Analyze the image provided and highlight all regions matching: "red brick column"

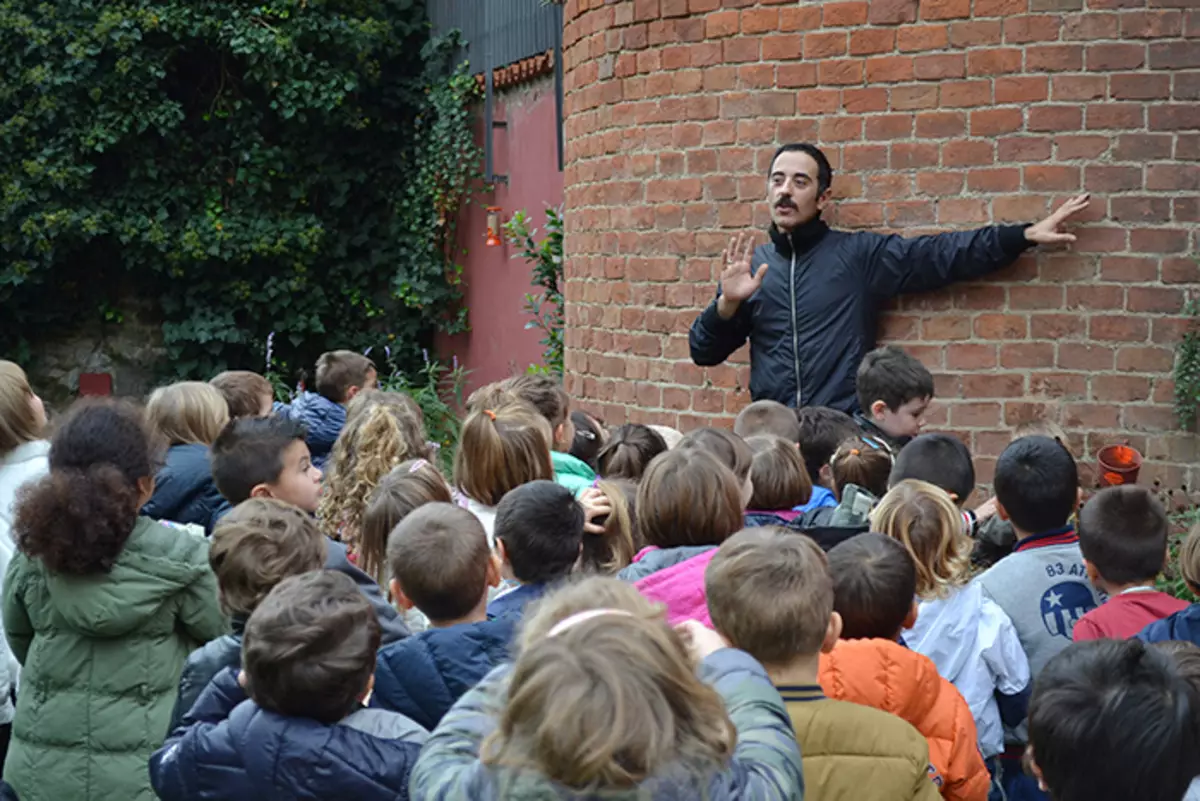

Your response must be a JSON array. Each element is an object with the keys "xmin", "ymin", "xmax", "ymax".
[{"xmin": 561, "ymin": 0, "xmax": 1199, "ymax": 487}]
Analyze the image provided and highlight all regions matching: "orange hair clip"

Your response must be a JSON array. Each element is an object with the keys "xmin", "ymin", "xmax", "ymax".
[
  {"xmin": 483, "ymin": 409, "xmax": 497, "ymax": 421},
  {"xmin": 849, "ymin": 448, "xmax": 860, "ymax": 456}
]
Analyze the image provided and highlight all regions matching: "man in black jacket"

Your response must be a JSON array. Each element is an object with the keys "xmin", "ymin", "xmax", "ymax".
[{"xmin": 688, "ymin": 143, "xmax": 1091, "ymax": 412}]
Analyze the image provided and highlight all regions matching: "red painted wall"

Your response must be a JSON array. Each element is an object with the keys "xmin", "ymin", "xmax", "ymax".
[{"xmin": 438, "ymin": 76, "xmax": 565, "ymax": 396}]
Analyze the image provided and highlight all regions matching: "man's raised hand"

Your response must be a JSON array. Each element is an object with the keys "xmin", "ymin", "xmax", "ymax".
[
  {"xmin": 1025, "ymin": 194, "xmax": 1091, "ymax": 245},
  {"xmin": 716, "ymin": 232, "xmax": 768, "ymax": 320}
]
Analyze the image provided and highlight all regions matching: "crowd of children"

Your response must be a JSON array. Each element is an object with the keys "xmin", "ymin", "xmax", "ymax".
[{"xmin": 0, "ymin": 343, "xmax": 1197, "ymax": 801}]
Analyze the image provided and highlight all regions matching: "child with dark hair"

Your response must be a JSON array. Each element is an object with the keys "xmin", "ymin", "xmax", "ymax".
[
  {"xmin": 211, "ymin": 416, "xmax": 408, "ymax": 644},
  {"xmin": 617, "ymin": 450, "xmax": 747, "ymax": 625},
  {"xmin": 890, "ymin": 433, "xmax": 981, "ymax": 539},
  {"xmin": 1073, "ymin": 486, "xmax": 1186, "ymax": 641},
  {"xmin": 488, "ymin": 480, "xmax": 585, "ymax": 621},
  {"xmin": 5, "ymin": 400, "xmax": 227, "ymax": 801},
  {"xmin": 278, "ymin": 350, "xmax": 378, "ymax": 470},
  {"xmin": 796, "ymin": 407, "xmax": 858, "ymax": 512},
  {"xmin": 733, "ymin": 399, "xmax": 802, "ymax": 443},
  {"xmin": 150, "ymin": 571, "xmax": 427, "ymax": 800},
  {"xmin": 504, "ymin": 374, "xmax": 597, "ymax": 495},
  {"xmin": 855, "ymin": 345, "xmax": 933, "ymax": 451},
  {"xmin": 1139, "ymin": 522, "xmax": 1200, "ymax": 646},
  {"xmin": 743, "ymin": 435, "xmax": 812, "ymax": 527},
  {"xmin": 707, "ymin": 528, "xmax": 941, "ymax": 801},
  {"xmin": 978, "ymin": 437, "xmax": 1099, "ymax": 673},
  {"xmin": 372, "ymin": 503, "xmax": 512, "ymax": 730},
  {"xmin": 976, "ymin": 436, "xmax": 1100, "ymax": 800},
  {"xmin": 1153, "ymin": 641, "xmax": 1200, "ymax": 801},
  {"xmin": 824, "ymin": 533, "xmax": 990, "ymax": 801},
  {"xmin": 1027, "ymin": 639, "xmax": 1200, "ymax": 801},
  {"xmin": 824, "ymin": 436, "xmax": 893, "ymax": 524},
  {"xmin": 168, "ymin": 498, "xmax": 328, "ymax": 731},
  {"xmin": 568, "ymin": 409, "xmax": 606, "ymax": 470},
  {"xmin": 595, "ymin": 423, "xmax": 667, "ymax": 481}
]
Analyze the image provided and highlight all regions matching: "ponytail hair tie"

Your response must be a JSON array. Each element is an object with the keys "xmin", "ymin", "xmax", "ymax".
[
  {"xmin": 483, "ymin": 409, "xmax": 496, "ymax": 421},
  {"xmin": 409, "ymin": 459, "xmax": 429, "ymax": 473},
  {"xmin": 850, "ymin": 449, "xmax": 860, "ymax": 456}
]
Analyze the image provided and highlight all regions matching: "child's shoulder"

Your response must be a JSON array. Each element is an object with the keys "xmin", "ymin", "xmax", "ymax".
[{"xmin": 338, "ymin": 707, "xmax": 429, "ymax": 745}]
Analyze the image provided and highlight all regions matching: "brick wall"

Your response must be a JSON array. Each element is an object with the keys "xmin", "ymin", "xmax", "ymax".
[{"xmin": 560, "ymin": 0, "xmax": 1199, "ymax": 489}]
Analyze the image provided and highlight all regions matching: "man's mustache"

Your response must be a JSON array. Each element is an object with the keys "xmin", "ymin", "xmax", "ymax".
[{"xmin": 775, "ymin": 198, "xmax": 797, "ymax": 209}]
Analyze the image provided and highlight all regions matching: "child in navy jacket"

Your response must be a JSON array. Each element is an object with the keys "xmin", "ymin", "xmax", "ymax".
[{"xmin": 151, "ymin": 571, "xmax": 426, "ymax": 801}]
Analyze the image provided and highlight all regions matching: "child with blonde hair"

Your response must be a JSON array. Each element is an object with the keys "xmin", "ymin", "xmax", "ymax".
[
  {"xmin": 453, "ymin": 401, "xmax": 554, "ymax": 543},
  {"xmin": 142, "ymin": 381, "xmax": 231, "ymax": 533},
  {"xmin": 1140, "ymin": 522, "xmax": 1200, "ymax": 646},
  {"xmin": 872, "ymin": 479, "xmax": 1030, "ymax": 769},
  {"xmin": 317, "ymin": 390, "xmax": 429, "ymax": 550},
  {"xmin": 409, "ymin": 576, "xmax": 804, "ymax": 799},
  {"xmin": 579, "ymin": 479, "xmax": 639, "ymax": 574}
]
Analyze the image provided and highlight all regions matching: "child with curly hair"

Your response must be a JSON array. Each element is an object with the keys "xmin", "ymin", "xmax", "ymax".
[{"xmin": 317, "ymin": 390, "xmax": 430, "ymax": 553}]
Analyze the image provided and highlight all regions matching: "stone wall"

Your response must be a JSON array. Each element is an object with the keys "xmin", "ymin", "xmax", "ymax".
[{"xmin": 560, "ymin": 0, "xmax": 1199, "ymax": 487}]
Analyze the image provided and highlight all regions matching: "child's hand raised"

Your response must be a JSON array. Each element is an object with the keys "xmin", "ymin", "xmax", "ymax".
[
  {"xmin": 675, "ymin": 620, "xmax": 730, "ymax": 661},
  {"xmin": 579, "ymin": 487, "xmax": 613, "ymax": 534}
]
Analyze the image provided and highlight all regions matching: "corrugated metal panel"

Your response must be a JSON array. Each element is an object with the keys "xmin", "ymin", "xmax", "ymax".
[{"xmin": 428, "ymin": 0, "xmax": 558, "ymax": 72}]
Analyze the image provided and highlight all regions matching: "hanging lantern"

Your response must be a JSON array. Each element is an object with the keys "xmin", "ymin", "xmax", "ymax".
[{"xmin": 486, "ymin": 206, "xmax": 503, "ymax": 247}]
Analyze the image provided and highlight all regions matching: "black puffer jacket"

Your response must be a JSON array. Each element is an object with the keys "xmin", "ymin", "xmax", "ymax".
[{"xmin": 689, "ymin": 218, "xmax": 1031, "ymax": 412}]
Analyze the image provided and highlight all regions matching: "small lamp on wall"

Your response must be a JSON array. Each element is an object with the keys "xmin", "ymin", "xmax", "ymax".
[{"xmin": 485, "ymin": 206, "xmax": 503, "ymax": 247}]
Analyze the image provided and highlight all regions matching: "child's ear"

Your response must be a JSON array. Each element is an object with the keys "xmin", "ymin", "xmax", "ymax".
[
  {"xmin": 135, "ymin": 475, "xmax": 156, "ymax": 508},
  {"xmin": 818, "ymin": 463, "xmax": 833, "ymax": 488},
  {"xmin": 1074, "ymin": 486, "xmax": 1083, "ymax": 513},
  {"xmin": 358, "ymin": 672, "xmax": 375, "ymax": 704},
  {"xmin": 902, "ymin": 600, "xmax": 919, "ymax": 631},
  {"xmin": 995, "ymin": 498, "xmax": 1011, "ymax": 522},
  {"xmin": 1083, "ymin": 559, "xmax": 1102, "ymax": 588},
  {"xmin": 345, "ymin": 385, "xmax": 363, "ymax": 403},
  {"xmin": 1026, "ymin": 746, "xmax": 1049, "ymax": 793},
  {"xmin": 389, "ymin": 579, "xmax": 415, "ymax": 612},
  {"xmin": 486, "ymin": 553, "xmax": 503, "ymax": 587},
  {"xmin": 496, "ymin": 539, "xmax": 510, "ymax": 567},
  {"xmin": 870, "ymin": 400, "xmax": 889, "ymax": 421},
  {"xmin": 249, "ymin": 483, "xmax": 274, "ymax": 500},
  {"xmin": 554, "ymin": 421, "xmax": 568, "ymax": 445},
  {"xmin": 822, "ymin": 611, "xmax": 843, "ymax": 653}
]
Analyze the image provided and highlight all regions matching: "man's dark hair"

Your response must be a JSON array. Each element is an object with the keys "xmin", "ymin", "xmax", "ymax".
[
  {"xmin": 795, "ymin": 406, "xmax": 858, "ymax": 483},
  {"xmin": 242, "ymin": 570, "xmax": 380, "ymax": 724},
  {"xmin": 1030, "ymin": 639, "xmax": 1200, "ymax": 801},
  {"xmin": 890, "ymin": 434, "xmax": 976, "ymax": 505},
  {"xmin": 1077, "ymin": 486, "xmax": 1169, "ymax": 587},
  {"xmin": 827, "ymin": 533, "xmax": 917, "ymax": 640},
  {"xmin": 994, "ymin": 436, "xmax": 1078, "ymax": 535},
  {"xmin": 211, "ymin": 416, "xmax": 307, "ymax": 504},
  {"xmin": 387, "ymin": 502, "xmax": 491, "ymax": 623},
  {"xmin": 495, "ymin": 480, "xmax": 584, "ymax": 584},
  {"xmin": 769, "ymin": 143, "xmax": 833, "ymax": 196},
  {"xmin": 856, "ymin": 345, "xmax": 935, "ymax": 413}
]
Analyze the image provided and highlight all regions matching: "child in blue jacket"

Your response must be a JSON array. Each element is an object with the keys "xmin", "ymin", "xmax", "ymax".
[{"xmin": 151, "ymin": 571, "xmax": 427, "ymax": 801}]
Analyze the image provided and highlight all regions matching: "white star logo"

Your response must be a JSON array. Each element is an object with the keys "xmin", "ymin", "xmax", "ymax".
[{"xmin": 1046, "ymin": 590, "xmax": 1063, "ymax": 608}]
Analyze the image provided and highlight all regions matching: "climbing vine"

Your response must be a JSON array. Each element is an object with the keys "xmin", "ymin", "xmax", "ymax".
[
  {"xmin": 504, "ymin": 207, "xmax": 564, "ymax": 375},
  {"xmin": 0, "ymin": 1, "xmax": 480, "ymax": 379},
  {"xmin": 1175, "ymin": 295, "xmax": 1200, "ymax": 431}
]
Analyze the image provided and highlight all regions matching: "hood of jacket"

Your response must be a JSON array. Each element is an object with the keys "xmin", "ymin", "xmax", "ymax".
[
  {"xmin": 287, "ymin": 392, "xmax": 346, "ymax": 462},
  {"xmin": 905, "ymin": 584, "xmax": 983, "ymax": 688},
  {"xmin": 0, "ymin": 440, "xmax": 50, "ymax": 554},
  {"xmin": 617, "ymin": 545, "xmax": 714, "ymax": 583},
  {"xmin": 154, "ymin": 669, "xmax": 426, "ymax": 801},
  {"xmin": 634, "ymin": 548, "xmax": 718, "ymax": 627},
  {"xmin": 142, "ymin": 444, "xmax": 229, "ymax": 532},
  {"xmin": 373, "ymin": 618, "xmax": 515, "ymax": 731},
  {"xmin": 1140, "ymin": 603, "xmax": 1200, "ymax": 645},
  {"xmin": 41, "ymin": 517, "xmax": 214, "ymax": 638}
]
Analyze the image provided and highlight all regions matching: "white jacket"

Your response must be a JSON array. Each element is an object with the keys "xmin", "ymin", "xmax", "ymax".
[
  {"xmin": 905, "ymin": 581, "xmax": 1031, "ymax": 758},
  {"xmin": 0, "ymin": 440, "xmax": 50, "ymax": 724}
]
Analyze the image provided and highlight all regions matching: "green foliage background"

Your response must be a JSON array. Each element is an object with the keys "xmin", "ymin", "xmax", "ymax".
[{"xmin": 1, "ymin": 0, "xmax": 478, "ymax": 379}]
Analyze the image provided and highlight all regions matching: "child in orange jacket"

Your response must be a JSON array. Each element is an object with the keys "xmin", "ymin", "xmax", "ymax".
[{"xmin": 821, "ymin": 533, "xmax": 991, "ymax": 801}]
